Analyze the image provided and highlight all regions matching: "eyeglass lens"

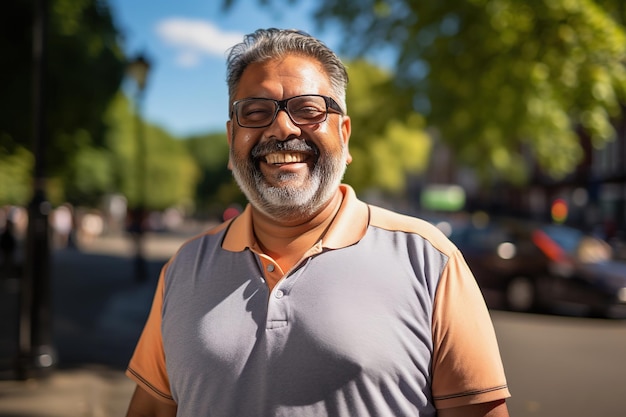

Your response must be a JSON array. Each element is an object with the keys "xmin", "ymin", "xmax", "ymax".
[{"xmin": 235, "ymin": 95, "xmax": 330, "ymax": 128}]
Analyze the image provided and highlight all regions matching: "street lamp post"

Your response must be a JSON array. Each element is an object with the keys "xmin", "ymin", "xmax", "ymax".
[
  {"xmin": 16, "ymin": 0, "xmax": 56, "ymax": 380},
  {"xmin": 127, "ymin": 54, "xmax": 151, "ymax": 283}
]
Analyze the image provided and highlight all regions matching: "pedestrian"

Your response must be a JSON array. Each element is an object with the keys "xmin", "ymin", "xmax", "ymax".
[
  {"xmin": 51, "ymin": 204, "xmax": 73, "ymax": 249},
  {"xmin": 125, "ymin": 28, "xmax": 510, "ymax": 417}
]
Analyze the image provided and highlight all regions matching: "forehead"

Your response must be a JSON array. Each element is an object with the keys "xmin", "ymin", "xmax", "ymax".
[{"xmin": 235, "ymin": 55, "xmax": 332, "ymax": 100}]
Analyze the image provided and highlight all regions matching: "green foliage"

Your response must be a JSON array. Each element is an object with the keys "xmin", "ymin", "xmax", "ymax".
[
  {"xmin": 183, "ymin": 133, "xmax": 245, "ymax": 216},
  {"xmin": 61, "ymin": 132, "xmax": 116, "ymax": 206},
  {"xmin": 344, "ymin": 60, "xmax": 431, "ymax": 193},
  {"xmin": 102, "ymin": 93, "xmax": 136, "ymax": 200},
  {"xmin": 0, "ymin": 0, "xmax": 125, "ymax": 179},
  {"xmin": 46, "ymin": 0, "xmax": 125, "ymax": 151},
  {"xmin": 103, "ymin": 93, "xmax": 201, "ymax": 211},
  {"xmin": 1, "ymin": 1, "xmax": 228, "ymax": 212},
  {"xmin": 232, "ymin": 0, "xmax": 626, "ymax": 184},
  {"xmin": 143, "ymin": 125, "xmax": 200, "ymax": 210},
  {"xmin": 0, "ymin": 137, "xmax": 33, "ymax": 205}
]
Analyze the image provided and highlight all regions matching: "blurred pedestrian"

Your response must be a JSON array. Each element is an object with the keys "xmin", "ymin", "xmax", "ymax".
[
  {"xmin": 79, "ymin": 211, "xmax": 103, "ymax": 244},
  {"xmin": 51, "ymin": 204, "xmax": 73, "ymax": 249},
  {"xmin": 125, "ymin": 28, "xmax": 510, "ymax": 417}
]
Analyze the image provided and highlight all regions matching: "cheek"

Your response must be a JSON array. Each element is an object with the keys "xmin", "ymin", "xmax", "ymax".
[
  {"xmin": 313, "ymin": 122, "xmax": 345, "ymax": 154},
  {"xmin": 231, "ymin": 129, "xmax": 260, "ymax": 157}
]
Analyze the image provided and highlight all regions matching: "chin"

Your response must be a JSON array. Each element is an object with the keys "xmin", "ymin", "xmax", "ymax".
[{"xmin": 256, "ymin": 185, "xmax": 322, "ymax": 219}]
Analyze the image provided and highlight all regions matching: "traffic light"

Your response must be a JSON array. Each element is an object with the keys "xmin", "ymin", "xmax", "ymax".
[{"xmin": 551, "ymin": 198, "xmax": 568, "ymax": 223}]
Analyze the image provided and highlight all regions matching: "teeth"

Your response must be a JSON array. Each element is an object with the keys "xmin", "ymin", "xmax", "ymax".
[{"xmin": 265, "ymin": 153, "xmax": 305, "ymax": 164}]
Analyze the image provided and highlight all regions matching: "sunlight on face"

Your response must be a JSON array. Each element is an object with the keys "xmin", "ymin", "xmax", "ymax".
[
  {"xmin": 229, "ymin": 126, "xmax": 349, "ymax": 222},
  {"xmin": 228, "ymin": 56, "xmax": 350, "ymax": 222}
]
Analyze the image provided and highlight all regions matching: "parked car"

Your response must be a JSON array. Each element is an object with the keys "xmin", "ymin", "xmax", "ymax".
[{"xmin": 439, "ymin": 216, "xmax": 626, "ymax": 318}]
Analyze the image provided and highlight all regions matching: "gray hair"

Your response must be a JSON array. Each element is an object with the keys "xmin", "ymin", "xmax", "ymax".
[{"xmin": 226, "ymin": 28, "xmax": 348, "ymax": 114}]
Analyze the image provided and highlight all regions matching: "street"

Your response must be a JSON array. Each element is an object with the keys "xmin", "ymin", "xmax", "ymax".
[
  {"xmin": 0, "ymin": 231, "xmax": 189, "ymax": 416},
  {"xmin": 493, "ymin": 310, "xmax": 626, "ymax": 417},
  {"xmin": 1, "ymin": 231, "xmax": 625, "ymax": 416}
]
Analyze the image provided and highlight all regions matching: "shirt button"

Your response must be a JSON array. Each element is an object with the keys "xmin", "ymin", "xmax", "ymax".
[
  {"xmin": 267, "ymin": 264, "xmax": 275, "ymax": 272},
  {"xmin": 275, "ymin": 289, "xmax": 284, "ymax": 299}
]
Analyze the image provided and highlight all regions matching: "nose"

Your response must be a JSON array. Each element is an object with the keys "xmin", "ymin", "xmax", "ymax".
[{"xmin": 265, "ymin": 108, "xmax": 301, "ymax": 138}]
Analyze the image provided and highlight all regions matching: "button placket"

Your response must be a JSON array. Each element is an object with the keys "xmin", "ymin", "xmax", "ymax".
[
  {"xmin": 265, "ymin": 257, "xmax": 312, "ymax": 330},
  {"xmin": 267, "ymin": 285, "xmax": 288, "ymax": 329}
]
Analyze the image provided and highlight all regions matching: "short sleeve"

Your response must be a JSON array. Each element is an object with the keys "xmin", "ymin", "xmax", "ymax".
[
  {"xmin": 125, "ymin": 264, "xmax": 176, "ymax": 405},
  {"xmin": 431, "ymin": 250, "xmax": 511, "ymax": 409}
]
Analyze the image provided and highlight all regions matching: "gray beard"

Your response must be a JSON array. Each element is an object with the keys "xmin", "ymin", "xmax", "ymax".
[{"xmin": 230, "ymin": 139, "xmax": 347, "ymax": 222}]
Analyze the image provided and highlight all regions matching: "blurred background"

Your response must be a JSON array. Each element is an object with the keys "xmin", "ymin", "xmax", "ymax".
[{"xmin": 1, "ymin": 1, "xmax": 626, "ymax": 416}]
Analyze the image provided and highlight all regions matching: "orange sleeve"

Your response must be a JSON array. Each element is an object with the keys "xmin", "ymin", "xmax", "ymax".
[
  {"xmin": 431, "ymin": 250, "xmax": 510, "ymax": 409},
  {"xmin": 125, "ymin": 264, "xmax": 175, "ymax": 405}
]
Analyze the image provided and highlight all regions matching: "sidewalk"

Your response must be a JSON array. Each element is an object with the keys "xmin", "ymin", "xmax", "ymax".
[
  {"xmin": 0, "ymin": 366, "xmax": 136, "ymax": 417},
  {"xmin": 0, "ymin": 231, "xmax": 193, "ymax": 417}
]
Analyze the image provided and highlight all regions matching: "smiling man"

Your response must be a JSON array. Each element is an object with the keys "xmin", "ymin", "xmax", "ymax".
[{"xmin": 125, "ymin": 28, "xmax": 511, "ymax": 417}]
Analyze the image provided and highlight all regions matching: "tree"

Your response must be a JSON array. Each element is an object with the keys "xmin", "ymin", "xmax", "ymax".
[
  {"xmin": 184, "ymin": 132, "xmax": 245, "ymax": 217},
  {"xmin": 62, "ymin": 134, "xmax": 116, "ymax": 206},
  {"xmin": 344, "ymin": 60, "xmax": 430, "ymax": 194},
  {"xmin": 225, "ymin": 0, "xmax": 626, "ymax": 184},
  {"xmin": 0, "ymin": 140, "xmax": 33, "ymax": 205},
  {"xmin": 0, "ymin": 0, "xmax": 125, "ymax": 185},
  {"xmin": 144, "ymin": 125, "xmax": 200, "ymax": 211},
  {"xmin": 103, "ymin": 93, "xmax": 200, "ymax": 211}
]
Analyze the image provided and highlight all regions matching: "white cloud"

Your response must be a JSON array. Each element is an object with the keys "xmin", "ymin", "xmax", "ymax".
[
  {"xmin": 175, "ymin": 50, "xmax": 201, "ymax": 68},
  {"xmin": 156, "ymin": 18, "xmax": 243, "ymax": 67}
]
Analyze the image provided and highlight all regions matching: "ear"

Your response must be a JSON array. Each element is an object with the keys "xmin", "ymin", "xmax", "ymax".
[
  {"xmin": 341, "ymin": 115, "xmax": 353, "ymax": 164},
  {"xmin": 226, "ymin": 120, "xmax": 233, "ymax": 170}
]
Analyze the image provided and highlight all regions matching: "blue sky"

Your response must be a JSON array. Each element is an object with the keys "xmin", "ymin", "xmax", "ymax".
[{"xmin": 108, "ymin": 0, "xmax": 342, "ymax": 137}]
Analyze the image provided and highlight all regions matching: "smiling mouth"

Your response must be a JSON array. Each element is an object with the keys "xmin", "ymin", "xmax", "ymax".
[{"xmin": 264, "ymin": 152, "xmax": 308, "ymax": 165}]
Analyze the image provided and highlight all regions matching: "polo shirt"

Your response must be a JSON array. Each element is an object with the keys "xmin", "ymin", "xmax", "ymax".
[{"xmin": 126, "ymin": 184, "xmax": 510, "ymax": 416}]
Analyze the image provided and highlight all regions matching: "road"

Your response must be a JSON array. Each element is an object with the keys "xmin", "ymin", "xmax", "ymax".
[
  {"xmin": 0, "ymin": 230, "xmax": 195, "ymax": 416},
  {"xmin": 492, "ymin": 310, "xmax": 626, "ymax": 417}
]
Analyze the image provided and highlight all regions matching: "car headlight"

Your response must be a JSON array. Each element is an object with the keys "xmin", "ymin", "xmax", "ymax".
[{"xmin": 497, "ymin": 242, "xmax": 516, "ymax": 260}]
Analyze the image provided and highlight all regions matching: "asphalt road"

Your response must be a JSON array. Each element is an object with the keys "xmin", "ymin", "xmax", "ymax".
[{"xmin": 492, "ymin": 310, "xmax": 626, "ymax": 417}]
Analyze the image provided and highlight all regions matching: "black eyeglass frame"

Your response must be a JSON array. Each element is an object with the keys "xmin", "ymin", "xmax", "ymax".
[{"xmin": 230, "ymin": 94, "xmax": 344, "ymax": 128}]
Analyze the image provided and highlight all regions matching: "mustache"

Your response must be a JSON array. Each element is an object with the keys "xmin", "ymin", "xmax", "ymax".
[{"xmin": 251, "ymin": 138, "xmax": 318, "ymax": 159}]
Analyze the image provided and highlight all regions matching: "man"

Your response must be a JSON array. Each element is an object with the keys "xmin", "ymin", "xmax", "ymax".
[{"xmin": 125, "ymin": 28, "xmax": 510, "ymax": 417}]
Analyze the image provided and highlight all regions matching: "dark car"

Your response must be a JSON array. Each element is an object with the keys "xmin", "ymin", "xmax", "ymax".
[{"xmin": 438, "ymin": 216, "xmax": 626, "ymax": 318}]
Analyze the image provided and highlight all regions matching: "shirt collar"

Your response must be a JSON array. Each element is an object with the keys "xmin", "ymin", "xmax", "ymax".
[{"xmin": 222, "ymin": 184, "xmax": 370, "ymax": 252}]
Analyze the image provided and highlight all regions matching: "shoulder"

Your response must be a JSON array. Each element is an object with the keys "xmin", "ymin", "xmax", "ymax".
[
  {"xmin": 167, "ymin": 219, "xmax": 233, "ymax": 262},
  {"xmin": 368, "ymin": 205, "xmax": 457, "ymax": 256}
]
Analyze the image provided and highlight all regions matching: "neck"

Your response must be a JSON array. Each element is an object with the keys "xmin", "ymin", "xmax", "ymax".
[{"xmin": 251, "ymin": 189, "xmax": 343, "ymax": 270}]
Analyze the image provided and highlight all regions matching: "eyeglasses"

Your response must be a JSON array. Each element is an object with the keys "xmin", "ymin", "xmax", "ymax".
[{"xmin": 231, "ymin": 94, "xmax": 344, "ymax": 128}]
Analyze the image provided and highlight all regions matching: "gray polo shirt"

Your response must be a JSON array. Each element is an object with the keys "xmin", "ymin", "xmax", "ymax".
[{"xmin": 127, "ymin": 185, "xmax": 510, "ymax": 416}]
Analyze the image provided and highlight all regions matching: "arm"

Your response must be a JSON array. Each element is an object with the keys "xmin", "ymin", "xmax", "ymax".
[
  {"xmin": 438, "ymin": 399, "xmax": 509, "ymax": 417},
  {"xmin": 126, "ymin": 385, "xmax": 177, "ymax": 417},
  {"xmin": 431, "ymin": 250, "xmax": 511, "ymax": 411}
]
